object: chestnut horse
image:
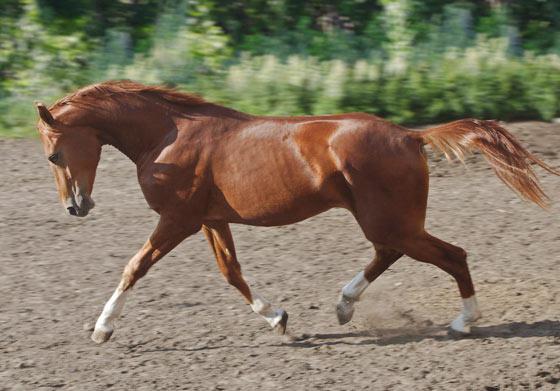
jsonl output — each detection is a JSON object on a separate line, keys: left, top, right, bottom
{"left": 35, "top": 81, "right": 558, "bottom": 344}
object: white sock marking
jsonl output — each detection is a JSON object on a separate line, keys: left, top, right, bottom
{"left": 462, "top": 296, "right": 481, "bottom": 320}
{"left": 94, "top": 287, "right": 128, "bottom": 333}
{"left": 336, "top": 271, "right": 370, "bottom": 324}
{"left": 450, "top": 295, "right": 481, "bottom": 333}
{"left": 341, "top": 271, "right": 370, "bottom": 301}
{"left": 250, "top": 292, "right": 284, "bottom": 328}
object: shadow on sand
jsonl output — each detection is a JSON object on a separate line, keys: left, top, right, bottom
{"left": 285, "top": 319, "right": 560, "bottom": 348}
{"left": 130, "top": 320, "right": 559, "bottom": 353}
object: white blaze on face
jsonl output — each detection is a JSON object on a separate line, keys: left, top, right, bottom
{"left": 94, "top": 287, "right": 129, "bottom": 333}
{"left": 250, "top": 292, "right": 284, "bottom": 328}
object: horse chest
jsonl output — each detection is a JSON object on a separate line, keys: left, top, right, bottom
{"left": 137, "top": 163, "right": 208, "bottom": 213}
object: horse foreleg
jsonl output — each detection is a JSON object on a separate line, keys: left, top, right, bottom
{"left": 336, "top": 247, "right": 403, "bottom": 324}
{"left": 91, "top": 217, "right": 198, "bottom": 344}
{"left": 203, "top": 222, "right": 288, "bottom": 334}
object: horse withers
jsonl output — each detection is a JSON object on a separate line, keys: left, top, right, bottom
{"left": 35, "top": 81, "right": 558, "bottom": 343}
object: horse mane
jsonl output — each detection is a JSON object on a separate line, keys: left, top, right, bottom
{"left": 51, "top": 80, "right": 207, "bottom": 110}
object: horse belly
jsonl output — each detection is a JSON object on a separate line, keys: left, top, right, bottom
{"left": 214, "top": 193, "right": 335, "bottom": 226}
{"left": 206, "top": 145, "right": 347, "bottom": 226}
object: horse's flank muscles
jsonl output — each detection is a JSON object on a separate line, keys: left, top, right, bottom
{"left": 207, "top": 118, "right": 357, "bottom": 225}
{"left": 36, "top": 80, "right": 557, "bottom": 343}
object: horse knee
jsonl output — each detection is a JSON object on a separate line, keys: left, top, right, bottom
{"left": 121, "top": 261, "right": 151, "bottom": 290}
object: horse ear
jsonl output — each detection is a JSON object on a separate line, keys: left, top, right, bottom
{"left": 35, "top": 102, "right": 55, "bottom": 125}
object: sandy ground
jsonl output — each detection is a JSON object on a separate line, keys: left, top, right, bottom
{"left": 1, "top": 122, "right": 559, "bottom": 390}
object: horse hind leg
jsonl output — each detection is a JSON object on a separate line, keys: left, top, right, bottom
{"left": 202, "top": 222, "right": 288, "bottom": 334}
{"left": 343, "top": 154, "right": 480, "bottom": 333}
{"left": 399, "top": 232, "right": 482, "bottom": 333}
{"left": 336, "top": 247, "right": 403, "bottom": 324}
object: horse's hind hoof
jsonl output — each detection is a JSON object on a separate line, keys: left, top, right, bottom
{"left": 91, "top": 328, "right": 113, "bottom": 344}
{"left": 449, "top": 313, "right": 478, "bottom": 335}
{"left": 336, "top": 301, "right": 355, "bottom": 325}
{"left": 274, "top": 311, "right": 289, "bottom": 335}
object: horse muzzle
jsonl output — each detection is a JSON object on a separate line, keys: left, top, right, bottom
{"left": 65, "top": 193, "right": 95, "bottom": 217}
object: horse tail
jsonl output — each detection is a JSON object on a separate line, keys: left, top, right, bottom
{"left": 411, "top": 119, "right": 559, "bottom": 208}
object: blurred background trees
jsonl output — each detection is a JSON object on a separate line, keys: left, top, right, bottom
{"left": 1, "top": 0, "right": 560, "bottom": 136}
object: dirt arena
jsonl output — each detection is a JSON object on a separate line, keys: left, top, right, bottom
{"left": 1, "top": 122, "right": 559, "bottom": 390}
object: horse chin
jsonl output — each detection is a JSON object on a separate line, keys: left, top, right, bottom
{"left": 76, "top": 207, "right": 91, "bottom": 217}
{"left": 77, "top": 201, "right": 95, "bottom": 217}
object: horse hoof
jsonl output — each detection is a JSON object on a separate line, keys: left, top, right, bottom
{"left": 450, "top": 323, "right": 471, "bottom": 335}
{"left": 91, "top": 328, "right": 113, "bottom": 344}
{"left": 336, "top": 301, "right": 354, "bottom": 325}
{"left": 274, "top": 311, "right": 289, "bottom": 335}
{"left": 450, "top": 315, "right": 472, "bottom": 334}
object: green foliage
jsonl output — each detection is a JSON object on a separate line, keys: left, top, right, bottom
{"left": 217, "top": 39, "right": 560, "bottom": 124}
{"left": 0, "top": 0, "right": 93, "bottom": 136}
{"left": 2, "top": 0, "right": 560, "bottom": 137}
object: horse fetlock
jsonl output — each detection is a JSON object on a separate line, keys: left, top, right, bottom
{"left": 469, "top": 308, "right": 482, "bottom": 322}
{"left": 250, "top": 293, "right": 287, "bottom": 331}
{"left": 450, "top": 310, "right": 482, "bottom": 334}
{"left": 450, "top": 295, "right": 482, "bottom": 333}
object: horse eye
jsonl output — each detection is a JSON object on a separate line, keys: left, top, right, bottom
{"left": 48, "top": 152, "right": 60, "bottom": 164}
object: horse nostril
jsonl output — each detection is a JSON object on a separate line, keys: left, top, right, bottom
{"left": 67, "top": 206, "right": 78, "bottom": 216}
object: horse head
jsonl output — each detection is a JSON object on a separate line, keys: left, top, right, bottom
{"left": 35, "top": 102, "right": 100, "bottom": 217}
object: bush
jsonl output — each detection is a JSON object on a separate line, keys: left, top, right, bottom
{"left": 216, "top": 37, "right": 560, "bottom": 124}
{"left": 2, "top": 1, "right": 560, "bottom": 137}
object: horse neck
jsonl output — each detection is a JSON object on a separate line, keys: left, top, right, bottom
{"left": 64, "top": 96, "right": 248, "bottom": 164}
{"left": 96, "top": 101, "right": 250, "bottom": 164}
{"left": 95, "top": 106, "right": 177, "bottom": 165}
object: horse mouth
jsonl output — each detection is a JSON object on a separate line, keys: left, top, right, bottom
{"left": 67, "top": 205, "right": 90, "bottom": 217}
{"left": 66, "top": 196, "right": 95, "bottom": 217}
